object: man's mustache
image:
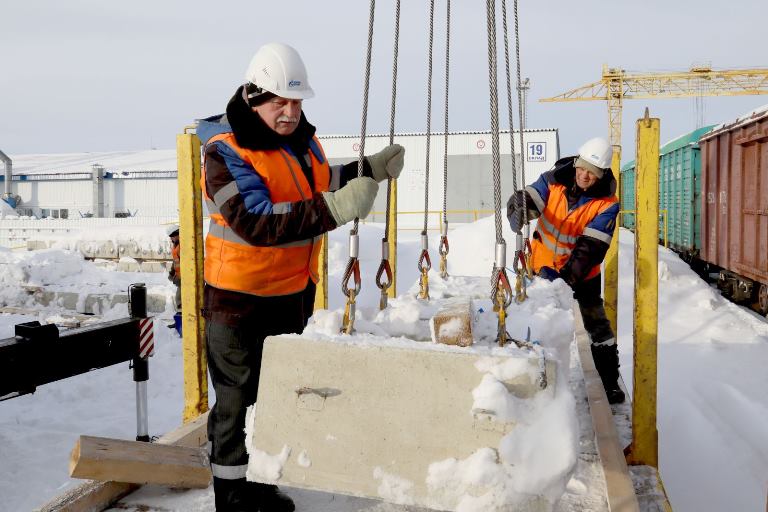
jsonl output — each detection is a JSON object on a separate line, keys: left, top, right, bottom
{"left": 277, "top": 115, "right": 298, "bottom": 124}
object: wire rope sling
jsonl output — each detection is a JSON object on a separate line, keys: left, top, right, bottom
{"left": 502, "top": 0, "right": 533, "bottom": 302}
{"left": 438, "top": 0, "right": 451, "bottom": 280}
{"left": 484, "top": 0, "right": 514, "bottom": 346}
{"left": 417, "top": 0, "right": 438, "bottom": 301}
{"left": 341, "top": 0, "right": 378, "bottom": 334}
{"left": 376, "top": 0, "right": 402, "bottom": 311}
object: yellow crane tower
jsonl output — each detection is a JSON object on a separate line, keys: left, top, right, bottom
{"left": 541, "top": 65, "right": 768, "bottom": 151}
{"left": 539, "top": 64, "right": 768, "bottom": 336}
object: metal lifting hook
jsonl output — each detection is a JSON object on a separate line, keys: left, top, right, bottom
{"left": 340, "top": 257, "right": 361, "bottom": 334}
{"left": 438, "top": 235, "right": 449, "bottom": 279}
{"left": 493, "top": 269, "right": 513, "bottom": 347}
{"left": 341, "top": 289, "right": 357, "bottom": 335}
{"left": 524, "top": 238, "right": 534, "bottom": 279}
{"left": 513, "top": 249, "right": 528, "bottom": 303}
{"left": 417, "top": 242, "right": 431, "bottom": 300}
{"left": 376, "top": 256, "right": 393, "bottom": 311}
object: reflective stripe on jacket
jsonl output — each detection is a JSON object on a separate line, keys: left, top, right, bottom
{"left": 201, "top": 132, "right": 331, "bottom": 296}
{"left": 528, "top": 180, "right": 618, "bottom": 281}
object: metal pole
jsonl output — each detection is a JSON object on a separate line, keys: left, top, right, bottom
{"left": 129, "top": 283, "right": 150, "bottom": 442}
{"left": 626, "top": 109, "right": 660, "bottom": 468}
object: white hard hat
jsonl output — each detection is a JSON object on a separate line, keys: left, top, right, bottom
{"left": 166, "top": 224, "right": 179, "bottom": 237}
{"left": 575, "top": 137, "right": 613, "bottom": 178}
{"left": 245, "top": 42, "right": 314, "bottom": 101}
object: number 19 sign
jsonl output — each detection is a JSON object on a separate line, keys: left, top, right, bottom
{"left": 527, "top": 142, "right": 546, "bottom": 162}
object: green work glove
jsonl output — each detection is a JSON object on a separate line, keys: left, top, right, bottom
{"left": 322, "top": 177, "right": 379, "bottom": 226}
{"left": 367, "top": 144, "right": 405, "bottom": 182}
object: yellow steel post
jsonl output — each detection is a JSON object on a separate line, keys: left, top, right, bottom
{"left": 176, "top": 129, "right": 208, "bottom": 422}
{"left": 626, "top": 109, "right": 660, "bottom": 467}
{"left": 314, "top": 234, "right": 328, "bottom": 310}
{"left": 604, "top": 147, "right": 621, "bottom": 336}
{"left": 387, "top": 179, "right": 398, "bottom": 298}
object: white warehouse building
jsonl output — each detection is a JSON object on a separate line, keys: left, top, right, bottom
{"left": 1, "top": 129, "right": 559, "bottom": 226}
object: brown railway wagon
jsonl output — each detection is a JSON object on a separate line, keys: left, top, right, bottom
{"left": 699, "top": 107, "right": 768, "bottom": 315}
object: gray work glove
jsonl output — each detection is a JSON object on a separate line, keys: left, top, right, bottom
{"left": 367, "top": 144, "right": 405, "bottom": 182}
{"left": 322, "top": 177, "right": 379, "bottom": 226}
{"left": 506, "top": 190, "right": 528, "bottom": 234}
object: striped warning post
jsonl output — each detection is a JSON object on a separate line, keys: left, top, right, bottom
{"left": 138, "top": 317, "right": 155, "bottom": 358}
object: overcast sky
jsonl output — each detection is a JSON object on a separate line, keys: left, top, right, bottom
{"left": 1, "top": 0, "right": 765, "bottom": 160}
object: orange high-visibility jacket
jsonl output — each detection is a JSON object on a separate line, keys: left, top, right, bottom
{"left": 171, "top": 242, "right": 180, "bottom": 278}
{"left": 200, "top": 130, "right": 331, "bottom": 296}
{"left": 526, "top": 165, "right": 619, "bottom": 281}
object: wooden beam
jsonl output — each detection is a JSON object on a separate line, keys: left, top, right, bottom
{"left": 39, "top": 411, "right": 209, "bottom": 512}
{"left": 69, "top": 436, "right": 210, "bottom": 489}
{"left": 574, "top": 306, "right": 640, "bottom": 512}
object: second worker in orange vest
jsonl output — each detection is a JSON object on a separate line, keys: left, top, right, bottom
{"left": 196, "top": 42, "right": 405, "bottom": 512}
{"left": 507, "top": 137, "right": 624, "bottom": 404}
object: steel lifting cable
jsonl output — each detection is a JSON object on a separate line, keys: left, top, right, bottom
{"left": 501, "top": 0, "right": 528, "bottom": 303}
{"left": 438, "top": 0, "right": 451, "bottom": 280}
{"left": 514, "top": 0, "right": 534, "bottom": 280}
{"left": 376, "top": 0, "right": 401, "bottom": 311}
{"left": 486, "top": 0, "right": 513, "bottom": 347}
{"left": 341, "top": 0, "right": 376, "bottom": 334}
{"left": 417, "top": 0, "right": 437, "bottom": 301}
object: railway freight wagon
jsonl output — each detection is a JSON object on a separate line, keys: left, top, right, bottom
{"left": 699, "top": 108, "right": 768, "bottom": 315}
{"left": 620, "top": 125, "right": 715, "bottom": 259}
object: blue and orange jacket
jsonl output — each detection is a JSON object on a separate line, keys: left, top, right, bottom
{"left": 197, "top": 87, "right": 371, "bottom": 299}
{"left": 510, "top": 157, "right": 619, "bottom": 284}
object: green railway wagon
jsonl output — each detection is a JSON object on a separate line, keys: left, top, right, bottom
{"left": 619, "top": 125, "right": 714, "bottom": 255}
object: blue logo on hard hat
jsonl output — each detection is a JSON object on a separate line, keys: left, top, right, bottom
{"left": 288, "top": 80, "right": 301, "bottom": 88}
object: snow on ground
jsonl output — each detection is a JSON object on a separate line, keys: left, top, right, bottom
{"left": 615, "top": 231, "right": 768, "bottom": 512}
{"left": 0, "top": 219, "right": 767, "bottom": 511}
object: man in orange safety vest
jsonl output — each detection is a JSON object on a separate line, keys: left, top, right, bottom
{"left": 507, "top": 137, "right": 624, "bottom": 404}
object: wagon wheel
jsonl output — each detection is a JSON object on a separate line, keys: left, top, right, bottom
{"left": 756, "top": 283, "right": 768, "bottom": 316}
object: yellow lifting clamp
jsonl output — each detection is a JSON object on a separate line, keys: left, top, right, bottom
{"left": 524, "top": 238, "right": 534, "bottom": 279}
{"left": 417, "top": 233, "right": 431, "bottom": 300}
{"left": 513, "top": 249, "right": 528, "bottom": 303}
{"left": 438, "top": 233, "right": 449, "bottom": 279}
{"left": 341, "top": 289, "right": 357, "bottom": 335}
{"left": 492, "top": 267, "right": 513, "bottom": 347}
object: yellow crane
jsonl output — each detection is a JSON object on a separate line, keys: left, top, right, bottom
{"left": 540, "top": 64, "right": 768, "bottom": 341}
{"left": 541, "top": 65, "right": 768, "bottom": 150}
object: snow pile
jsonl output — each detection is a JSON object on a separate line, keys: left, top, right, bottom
{"left": 0, "top": 246, "right": 174, "bottom": 317}
{"left": 0, "top": 198, "right": 19, "bottom": 218}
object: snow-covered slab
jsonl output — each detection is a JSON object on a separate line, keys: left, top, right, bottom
{"left": 246, "top": 276, "right": 579, "bottom": 512}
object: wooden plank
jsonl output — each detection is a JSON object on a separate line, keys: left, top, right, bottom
{"left": 69, "top": 436, "right": 211, "bottom": 489}
{"left": 430, "top": 297, "right": 473, "bottom": 346}
{"left": 574, "top": 306, "right": 640, "bottom": 512}
{"left": 38, "top": 411, "right": 209, "bottom": 512}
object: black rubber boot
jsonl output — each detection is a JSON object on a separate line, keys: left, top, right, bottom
{"left": 591, "top": 343, "right": 625, "bottom": 404}
{"left": 253, "top": 483, "right": 295, "bottom": 512}
{"left": 213, "top": 477, "right": 256, "bottom": 512}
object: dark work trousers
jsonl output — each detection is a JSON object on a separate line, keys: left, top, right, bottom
{"left": 205, "top": 283, "right": 316, "bottom": 490}
{"left": 571, "top": 274, "right": 620, "bottom": 385}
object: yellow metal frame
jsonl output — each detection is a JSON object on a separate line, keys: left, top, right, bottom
{"left": 626, "top": 110, "right": 660, "bottom": 468}
{"left": 386, "top": 180, "right": 398, "bottom": 298}
{"left": 176, "top": 129, "right": 209, "bottom": 422}
{"left": 604, "top": 149, "right": 622, "bottom": 336}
